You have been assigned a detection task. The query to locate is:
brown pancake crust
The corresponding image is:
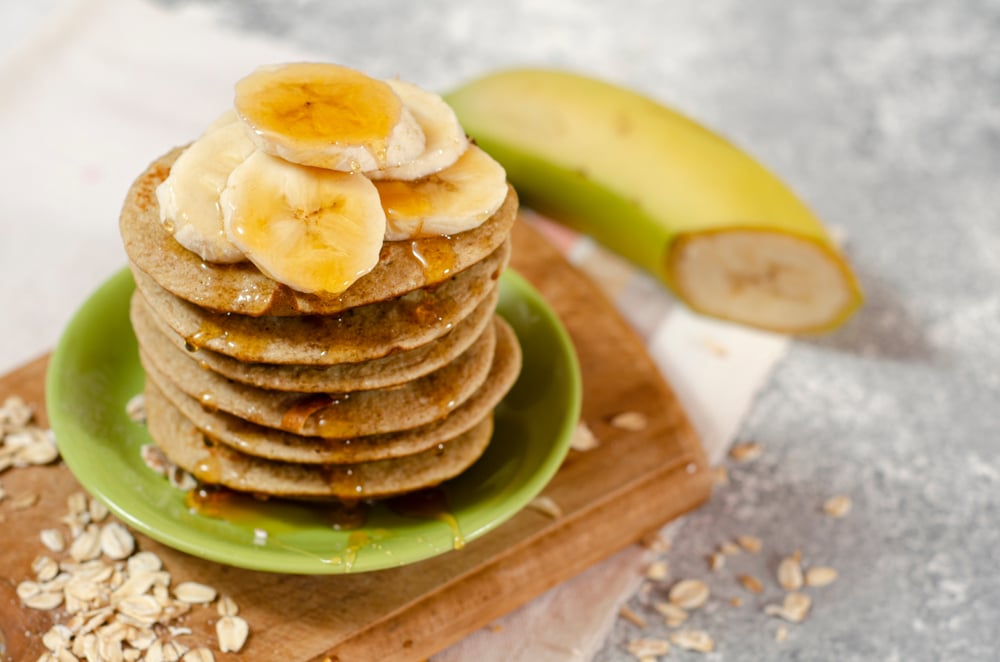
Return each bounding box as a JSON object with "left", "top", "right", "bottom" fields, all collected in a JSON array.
[
  {"left": 145, "top": 383, "right": 494, "bottom": 500},
  {"left": 130, "top": 286, "right": 496, "bottom": 393},
  {"left": 142, "top": 317, "right": 521, "bottom": 464},
  {"left": 120, "top": 147, "right": 518, "bottom": 316},
  {"left": 137, "top": 314, "right": 497, "bottom": 439},
  {"left": 131, "top": 240, "right": 507, "bottom": 366}
]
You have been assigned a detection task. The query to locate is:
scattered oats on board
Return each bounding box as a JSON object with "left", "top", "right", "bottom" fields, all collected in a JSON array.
[
  {"left": 668, "top": 579, "right": 709, "bottom": 609},
  {"left": 609, "top": 411, "right": 648, "bottom": 432},
  {"left": 15, "top": 489, "right": 248, "bottom": 658},
  {"left": 823, "top": 495, "right": 852, "bottom": 518},
  {"left": 775, "top": 625, "right": 789, "bottom": 642},
  {"left": 728, "top": 441, "right": 762, "bottom": 462},
  {"left": 217, "top": 614, "right": 250, "bottom": 653},
  {"left": 708, "top": 551, "right": 725, "bottom": 571},
  {"left": 10, "top": 492, "right": 39, "bottom": 510},
  {"left": 527, "top": 495, "right": 563, "bottom": 519},
  {"left": 570, "top": 421, "right": 599, "bottom": 451},
  {"left": 718, "top": 541, "right": 742, "bottom": 556}
]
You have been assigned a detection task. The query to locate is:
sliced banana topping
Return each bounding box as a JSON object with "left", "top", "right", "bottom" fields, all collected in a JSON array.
[
  {"left": 221, "top": 150, "right": 386, "bottom": 294},
  {"left": 155, "top": 63, "right": 510, "bottom": 293},
  {"left": 374, "top": 145, "right": 507, "bottom": 240},
  {"left": 367, "top": 79, "right": 469, "bottom": 181},
  {"left": 155, "top": 112, "right": 255, "bottom": 262},
  {"left": 234, "top": 62, "right": 425, "bottom": 172}
]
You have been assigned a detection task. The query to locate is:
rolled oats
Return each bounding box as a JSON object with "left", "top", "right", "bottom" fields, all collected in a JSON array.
[
  {"left": 728, "top": 441, "right": 762, "bottom": 462},
  {"left": 99, "top": 522, "right": 136, "bottom": 560},
  {"left": 777, "top": 556, "right": 804, "bottom": 591},
  {"left": 626, "top": 637, "right": 670, "bottom": 658},
  {"left": 609, "top": 411, "right": 648, "bottom": 432},
  {"left": 216, "top": 615, "right": 250, "bottom": 653},
  {"left": 668, "top": 579, "right": 709, "bottom": 609},
  {"left": 764, "top": 592, "right": 812, "bottom": 623},
  {"left": 823, "top": 495, "right": 852, "bottom": 518},
  {"left": 174, "top": 581, "right": 217, "bottom": 604},
  {"left": 69, "top": 525, "right": 101, "bottom": 562},
  {"left": 805, "top": 566, "right": 838, "bottom": 587},
  {"left": 41, "top": 528, "right": 66, "bottom": 553},
  {"left": 652, "top": 601, "right": 688, "bottom": 627},
  {"left": 669, "top": 629, "right": 715, "bottom": 653},
  {"left": 570, "top": 421, "right": 599, "bottom": 451},
  {"left": 739, "top": 574, "right": 764, "bottom": 594},
  {"left": 736, "top": 535, "right": 762, "bottom": 553},
  {"left": 216, "top": 594, "right": 239, "bottom": 617}
]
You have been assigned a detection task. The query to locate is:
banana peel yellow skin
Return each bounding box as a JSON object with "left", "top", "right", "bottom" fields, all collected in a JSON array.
[{"left": 445, "top": 69, "right": 862, "bottom": 334}]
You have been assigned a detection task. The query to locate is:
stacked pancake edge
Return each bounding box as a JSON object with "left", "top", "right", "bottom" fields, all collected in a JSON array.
[{"left": 120, "top": 149, "right": 522, "bottom": 501}]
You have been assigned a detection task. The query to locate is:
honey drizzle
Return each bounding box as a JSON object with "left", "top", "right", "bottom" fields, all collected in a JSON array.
[
  {"left": 410, "top": 237, "right": 457, "bottom": 283},
  {"left": 389, "top": 488, "right": 465, "bottom": 550}
]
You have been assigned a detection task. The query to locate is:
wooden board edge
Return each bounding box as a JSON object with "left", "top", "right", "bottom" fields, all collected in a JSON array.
[{"left": 319, "top": 451, "right": 713, "bottom": 662}]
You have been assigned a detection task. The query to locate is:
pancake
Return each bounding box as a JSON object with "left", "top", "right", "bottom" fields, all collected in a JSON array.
[
  {"left": 137, "top": 315, "right": 497, "bottom": 438},
  {"left": 120, "top": 147, "right": 519, "bottom": 317},
  {"left": 142, "top": 317, "right": 521, "bottom": 464},
  {"left": 131, "top": 239, "right": 508, "bottom": 365},
  {"left": 130, "top": 286, "right": 495, "bottom": 393},
  {"left": 144, "top": 384, "right": 494, "bottom": 500}
]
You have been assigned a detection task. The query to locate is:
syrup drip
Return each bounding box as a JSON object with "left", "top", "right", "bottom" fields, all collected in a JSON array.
[
  {"left": 199, "top": 392, "right": 219, "bottom": 413},
  {"left": 389, "top": 488, "right": 465, "bottom": 550},
  {"left": 410, "top": 238, "right": 457, "bottom": 284},
  {"left": 280, "top": 394, "right": 337, "bottom": 433}
]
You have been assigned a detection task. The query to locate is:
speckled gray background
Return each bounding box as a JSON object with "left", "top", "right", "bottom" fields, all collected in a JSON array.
[
  {"left": 15, "top": 0, "right": 1000, "bottom": 658},
  {"left": 162, "top": 1, "right": 1000, "bottom": 659}
]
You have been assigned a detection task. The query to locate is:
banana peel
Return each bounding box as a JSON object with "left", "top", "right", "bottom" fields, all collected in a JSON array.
[{"left": 445, "top": 68, "right": 862, "bottom": 334}]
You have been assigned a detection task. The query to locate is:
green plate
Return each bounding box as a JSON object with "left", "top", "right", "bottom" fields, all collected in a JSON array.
[{"left": 46, "top": 267, "right": 580, "bottom": 574}]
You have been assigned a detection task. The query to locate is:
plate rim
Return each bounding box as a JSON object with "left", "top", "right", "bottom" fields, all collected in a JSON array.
[{"left": 46, "top": 267, "right": 581, "bottom": 574}]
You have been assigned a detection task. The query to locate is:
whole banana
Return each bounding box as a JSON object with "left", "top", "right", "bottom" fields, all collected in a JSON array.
[{"left": 446, "top": 69, "right": 862, "bottom": 334}]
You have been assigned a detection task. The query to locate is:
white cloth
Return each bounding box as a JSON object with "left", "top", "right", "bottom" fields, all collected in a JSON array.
[{"left": 0, "top": 1, "right": 788, "bottom": 658}]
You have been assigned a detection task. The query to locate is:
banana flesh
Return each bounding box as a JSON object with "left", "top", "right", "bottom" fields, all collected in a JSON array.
[
  {"left": 375, "top": 145, "right": 507, "bottom": 241},
  {"left": 155, "top": 113, "right": 255, "bottom": 263},
  {"left": 154, "top": 63, "right": 509, "bottom": 295},
  {"left": 234, "top": 62, "right": 425, "bottom": 172},
  {"left": 221, "top": 151, "right": 385, "bottom": 295},
  {"left": 446, "top": 68, "right": 862, "bottom": 333},
  {"left": 367, "top": 79, "right": 469, "bottom": 181}
]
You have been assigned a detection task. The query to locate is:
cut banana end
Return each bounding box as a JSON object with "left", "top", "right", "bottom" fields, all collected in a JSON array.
[
  {"left": 234, "top": 62, "right": 425, "bottom": 172},
  {"left": 373, "top": 145, "right": 507, "bottom": 241},
  {"left": 221, "top": 150, "right": 386, "bottom": 294},
  {"left": 367, "top": 79, "right": 469, "bottom": 181},
  {"left": 668, "top": 230, "right": 862, "bottom": 334},
  {"left": 156, "top": 115, "right": 256, "bottom": 263}
]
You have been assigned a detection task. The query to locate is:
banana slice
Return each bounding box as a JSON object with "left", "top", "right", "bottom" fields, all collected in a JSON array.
[
  {"left": 221, "top": 150, "right": 386, "bottom": 294},
  {"left": 366, "top": 79, "right": 468, "bottom": 181},
  {"left": 155, "top": 112, "right": 255, "bottom": 263},
  {"left": 234, "top": 62, "right": 425, "bottom": 172},
  {"left": 373, "top": 145, "right": 507, "bottom": 240}
]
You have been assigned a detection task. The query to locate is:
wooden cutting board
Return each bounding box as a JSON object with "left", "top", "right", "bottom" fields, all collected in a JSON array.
[{"left": 0, "top": 219, "right": 711, "bottom": 662}]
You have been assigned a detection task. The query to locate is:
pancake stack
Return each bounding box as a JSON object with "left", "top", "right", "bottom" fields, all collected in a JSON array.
[{"left": 118, "top": 66, "right": 522, "bottom": 502}]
